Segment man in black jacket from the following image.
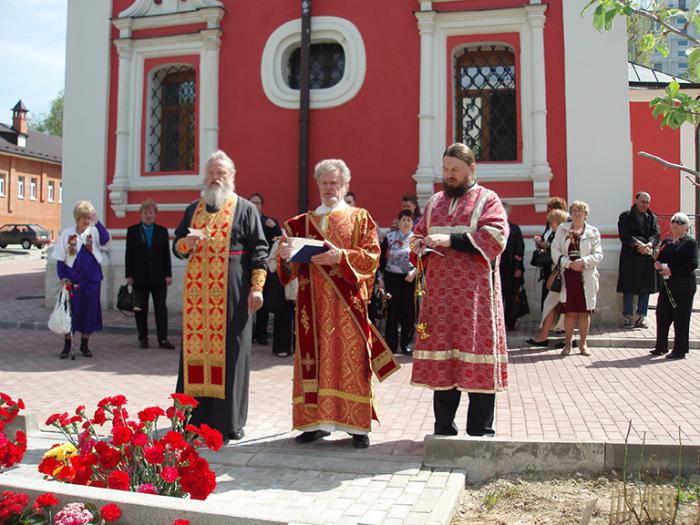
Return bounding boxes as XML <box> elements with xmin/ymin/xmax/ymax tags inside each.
<box><xmin>616</xmin><ymin>191</ymin><xmax>660</xmax><ymax>328</ymax></box>
<box><xmin>499</xmin><ymin>203</ymin><xmax>525</xmax><ymax>330</ymax></box>
<box><xmin>125</xmin><ymin>199</ymin><xmax>174</xmax><ymax>349</ymax></box>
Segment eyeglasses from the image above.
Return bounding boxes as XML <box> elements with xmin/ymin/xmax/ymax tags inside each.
<box><xmin>671</xmin><ymin>219</ymin><xmax>688</xmax><ymax>225</ymax></box>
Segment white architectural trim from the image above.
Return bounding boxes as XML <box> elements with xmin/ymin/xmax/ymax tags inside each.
<box><xmin>119</xmin><ymin>0</ymin><xmax>223</xmax><ymax>20</ymax></box>
<box><xmin>109</xmin><ymin>22</ymin><xmax>223</xmax><ymax>218</ymax></box>
<box><xmin>260</xmin><ymin>16</ymin><xmax>366</xmax><ymax>110</ymax></box>
<box><xmin>413</xmin><ymin>5</ymin><xmax>553</xmax><ymax>210</ymax></box>
<box><xmin>680</xmin><ymin>122</ymin><xmax>696</xmax><ymax>218</ymax></box>
<box><xmin>62</xmin><ymin>0</ymin><xmax>112</xmax><ymax>229</ymax></box>
<box><xmin>114</xmin><ymin>7</ymin><xmax>224</xmax><ymax>38</ymax></box>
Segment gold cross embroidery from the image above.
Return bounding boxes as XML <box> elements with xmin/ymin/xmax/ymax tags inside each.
<box><xmin>301</xmin><ymin>353</ymin><xmax>316</xmax><ymax>372</ymax></box>
<box><xmin>300</xmin><ymin>306</ymin><xmax>310</xmax><ymax>334</ymax></box>
<box><xmin>298</xmin><ymin>276</ymin><xmax>310</xmax><ymax>292</ymax></box>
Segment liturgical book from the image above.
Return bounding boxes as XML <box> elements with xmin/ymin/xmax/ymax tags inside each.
<box><xmin>288</xmin><ymin>237</ymin><xmax>329</xmax><ymax>263</ymax></box>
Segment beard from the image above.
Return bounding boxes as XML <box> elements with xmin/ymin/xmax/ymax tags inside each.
<box><xmin>202</xmin><ymin>179</ymin><xmax>234</xmax><ymax>208</ymax></box>
<box><xmin>444</xmin><ymin>178</ymin><xmax>472</xmax><ymax>198</ymax></box>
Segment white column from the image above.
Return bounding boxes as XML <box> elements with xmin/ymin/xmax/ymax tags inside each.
<box><xmin>200</xmin><ymin>29</ymin><xmax>222</xmax><ymax>173</ymax></box>
<box><xmin>525</xmin><ymin>5</ymin><xmax>552</xmax><ymax>213</ymax></box>
<box><xmin>414</xmin><ymin>10</ymin><xmax>438</xmax><ymax>205</ymax></box>
<box><xmin>109</xmin><ymin>38</ymin><xmax>134</xmax><ymax>218</ymax></box>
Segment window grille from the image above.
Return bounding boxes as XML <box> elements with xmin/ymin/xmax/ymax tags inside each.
<box><xmin>455</xmin><ymin>45</ymin><xmax>518</xmax><ymax>162</ymax></box>
<box><xmin>147</xmin><ymin>65</ymin><xmax>196</xmax><ymax>172</ymax></box>
<box><xmin>288</xmin><ymin>43</ymin><xmax>345</xmax><ymax>89</ymax></box>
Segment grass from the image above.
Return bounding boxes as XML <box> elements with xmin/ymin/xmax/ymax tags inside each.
<box><xmin>482</xmin><ymin>483</ymin><xmax>521</xmax><ymax>510</ymax></box>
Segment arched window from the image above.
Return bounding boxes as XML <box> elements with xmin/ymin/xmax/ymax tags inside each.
<box><xmin>287</xmin><ymin>43</ymin><xmax>345</xmax><ymax>89</ymax></box>
<box><xmin>455</xmin><ymin>45</ymin><xmax>517</xmax><ymax>162</ymax></box>
<box><xmin>146</xmin><ymin>65</ymin><xmax>196</xmax><ymax>172</ymax></box>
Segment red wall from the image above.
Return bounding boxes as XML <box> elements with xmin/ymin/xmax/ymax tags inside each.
<box><xmin>629</xmin><ymin>101</ymin><xmax>682</xmax><ymax>237</ymax></box>
<box><xmin>106</xmin><ymin>0</ymin><xmax>566</xmax><ymax>230</ymax></box>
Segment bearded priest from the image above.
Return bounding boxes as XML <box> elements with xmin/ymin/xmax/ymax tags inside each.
<box><xmin>173</xmin><ymin>150</ymin><xmax>268</xmax><ymax>441</ymax></box>
<box><xmin>277</xmin><ymin>159</ymin><xmax>400</xmax><ymax>449</ymax></box>
<box><xmin>411</xmin><ymin>143</ymin><xmax>509</xmax><ymax>438</ymax></box>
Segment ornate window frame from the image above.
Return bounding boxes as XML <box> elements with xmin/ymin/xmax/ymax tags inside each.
<box><xmin>261</xmin><ymin>16</ymin><xmax>366</xmax><ymax>109</ymax></box>
<box><xmin>109</xmin><ymin>5</ymin><xmax>224</xmax><ymax>217</ymax></box>
<box><xmin>413</xmin><ymin>4</ymin><xmax>552</xmax><ymax>211</ymax></box>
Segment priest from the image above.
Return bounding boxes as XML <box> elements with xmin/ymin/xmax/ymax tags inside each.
<box><xmin>411</xmin><ymin>143</ymin><xmax>509</xmax><ymax>437</ymax></box>
<box><xmin>173</xmin><ymin>150</ymin><xmax>268</xmax><ymax>441</ymax></box>
<box><xmin>277</xmin><ymin>159</ymin><xmax>399</xmax><ymax>449</ymax></box>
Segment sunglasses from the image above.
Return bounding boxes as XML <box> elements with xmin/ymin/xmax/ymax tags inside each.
<box><xmin>671</xmin><ymin>219</ymin><xmax>688</xmax><ymax>225</ymax></box>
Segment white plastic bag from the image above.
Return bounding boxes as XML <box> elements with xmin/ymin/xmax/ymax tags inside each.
<box><xmin>48</xmin><ymin>287</ymin><xmax>72</xmax><ymax>335</ymax></box>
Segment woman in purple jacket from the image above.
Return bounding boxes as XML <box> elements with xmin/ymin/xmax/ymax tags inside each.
<box><xmin>51</xmin><ymin>200</ymin><xmax>110</xmax><ymax>358</ymax></box>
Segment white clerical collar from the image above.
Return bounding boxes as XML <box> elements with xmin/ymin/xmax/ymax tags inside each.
<box><xmin>315</xmin><ymin>199</ymin><xmax>349</xmax><ymax>214</ymax></box>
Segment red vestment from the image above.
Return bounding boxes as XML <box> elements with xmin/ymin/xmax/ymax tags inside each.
<box><xmin>411</xmin><ymin>185</ymin><xmax>509</xmax><ymax>393</ymax></box>
<box><xmin>278</xmin><ymin>206</ymin><xmax>399</xmax><ymax>433</ymax></box>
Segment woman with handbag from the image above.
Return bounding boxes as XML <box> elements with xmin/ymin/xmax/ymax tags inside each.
<box><xmin>527</xmin><ymin>208</ymin><xmax>569</xmax><ymax>346</ymax></box>
<box><xmin>531</xmin><ymin>196</ymin><xmax>568</xmax><ymax>310</ymax></box>
<box><xmin>651</xmin><ymin>212</ymin><xmax>698</xmax><ymax>359</ymax></box>
<box><xmin>551</xmin><ymin>201</ymin><xmax>603</xmax><ymax>356</ymax></box>
<box><xmin>51</xmin><ymin>201</ymin><xmax>110</xmax><ymax>358</ymax></box>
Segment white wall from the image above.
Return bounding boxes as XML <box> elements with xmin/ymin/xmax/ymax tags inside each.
<box><xmin>562</xmin><ymin>4</ymin><xmax>632</xmax><ymax>237</ymax></box>
<box><xmin>62</xmin><ymin>0</ymin><xmax>112</xmax><ymax>228</ymax></box>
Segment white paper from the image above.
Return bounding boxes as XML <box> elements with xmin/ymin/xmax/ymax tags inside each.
<box><xmin>288</xmin><ymin>237</ymin><xmax>326</xmax><ymax>260</ymax></box>
<box><xmin>188</xmin><ymin>227</ymin><xmax>207</xmax><ymax>239</ymax></box>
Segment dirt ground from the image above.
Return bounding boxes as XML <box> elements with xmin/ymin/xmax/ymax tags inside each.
<box><xmin>451</xmin><ymin>474</ymin><xmax>700</xmax><ymax>525</ymax></box>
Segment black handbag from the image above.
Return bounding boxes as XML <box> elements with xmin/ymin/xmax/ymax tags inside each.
<box><xmin>546</xmin><ymin>257</ymin><xmax>563</xmax><ymax>293</ymax></box>
<box><xmin>530</xmin><ymin>249</ymin><xmax>552</xmax><ymax>268</ymax></box>
<box><xmin>117</xmin><ymin>284</ymin><xmax>140</xmax><ymax>312</ymax></box>
<box><xmin>514</xmin><ymin>284</ymin><xmax>530</xmax><ymax>318</ymax></box>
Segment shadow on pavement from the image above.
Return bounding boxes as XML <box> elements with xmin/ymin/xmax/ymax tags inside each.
<box><xmin>586</xmin><ymin>353</ymin><xmax>673</xmax><ymax>369</ymax></box>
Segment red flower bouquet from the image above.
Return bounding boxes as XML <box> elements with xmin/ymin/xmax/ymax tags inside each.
<box><xmin>39</xmin><ymin>394</ymin><xmax>221</xmax><ymax>500</ymax></box>
<box><xmin>0</xmin><ymin>392</ymin><xmax>27</xmax><ymax>471</ymax></box>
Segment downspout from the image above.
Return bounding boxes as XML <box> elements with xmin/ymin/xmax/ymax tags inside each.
<box><xmin>298</xmin><ymin>0</ymin><xmax>312</xmax><ymax>213</ymax></box>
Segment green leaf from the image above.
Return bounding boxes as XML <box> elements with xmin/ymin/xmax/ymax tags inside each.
<box><xmin>593</xmin><ymin>5</ymin><xmax>606</xmax><ymax>30</ymax></box>
<box><xmin>605</xmin><ymin>8</ymin><xmax>618</xmax><ymax>29</ymax></box>
<box><xmin>657</xmin><ymin>43</ymin><xmax>670</xmax><ymax>57</ymax></box>
<box><xmin>640</xmin><ymin>33</ymin><xmax>656</xmax><ymax>52</ymax></box>
<box><xmin>666</xmin><ymin>80</ymin><xmax>681</xmax><ymax>97</ymax></box>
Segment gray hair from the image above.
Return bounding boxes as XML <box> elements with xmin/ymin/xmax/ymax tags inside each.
<box><xmin>671</xmin><ymin>212</ymin><xmax>690</xmax><ymax>226</ymax></box>
<box><xmin>314</xmin><ymin>159</ymin><xmax>351</xmax><ymax>186</ymax></box>
<box><xmin>635</xmin><ymin>191</ymin><xmax>651</xmax><ymax>201</ymax></box>
<box><xmin>207</xmin><ymin>149</ymin><xmax>236</xmax><ymax>177</ymax></box>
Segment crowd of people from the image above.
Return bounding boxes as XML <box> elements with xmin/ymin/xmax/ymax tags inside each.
<box><xmin>50</xmin><ymin>144</ymin><xmax>697</xmax><ymax>448</ymax></box>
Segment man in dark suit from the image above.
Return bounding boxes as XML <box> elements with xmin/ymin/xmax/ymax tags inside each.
<box><xmin>249</xmin><ymin>193</ymin><xmax>283</xmax><ymax>346</ymax></box>
<box><xmin>125</xmin><ymin>199</ymin><xmax>174</xmax><ymax>349</ymax></box>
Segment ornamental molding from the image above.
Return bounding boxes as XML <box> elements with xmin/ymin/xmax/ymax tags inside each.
<box><xmin>260</xmin><ymin>16</ymin><xmax>367</xmax><ymax>110</ymax></box>
<box><xmin>114</xmin><ymin>4</ymin><xmax>224</xmax><ymax>39</ymax></box>
<box><xmin>119</xmin><ymin>0</ymin><xmax>223</xmax><ymax>19</ymax></box>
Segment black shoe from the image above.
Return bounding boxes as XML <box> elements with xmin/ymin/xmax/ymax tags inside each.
<box><xmin>274</xmin><ymin>352</ymin><xmax>290</xmax><ymax>357</ymax></box>
<box><xmin>650</xmin><ymin>349</ymin><xmax>668</xmax><ymax>356</ymax></box>
<box><xmin>59</xmin><ymin>348</ymin><xmax>70</xmax><ymax>359</ymax></box>
<box><xmin>227</xmin><ymin>429</ymin><xmax>245</xmax><ymax>440</ymax></box>
<box><xmin>139</xmin><ymin>339</ymin><xmax>149</xmax><ymax>349</ymax></box>
<box><xmin>80</xmin><ymin>348</ymin><xmax>93</xmax><ymax>357</ymax></box>
<box><xmin>556</xmin><ymin>340</ymin><xmax>577</xmax><ymax>349</ymax></box>
<box><xmin>295</xmin><ymin>430</ymin><xmax>330</xmax><ymax>444</ymax></box>
<box><xmin>159</xmin><ymin>340</ymin><xmax>175</xmax><ymax>350</ymax></box>
<box><xmin>666</xmin><ymin>352</ymin><xmax>686</xmax><ymax>360</ymax></box>
<box><xmin>351</xmin><ymin>434</ymin><xmax>370</xmax><ymax>449</ymax></box>
<box><xmin>401</xmin><ymin>347</ymin><xmax>412</xmax><ymax>356</ymax></box>
<box><xmin>526</xmin><ymin>338</ymin><xmax>549</xmax><ymax>347</ymax></box>
<box><xmin>256</xmin><ymin>337</ymin><xmax>269</xmax><ymax>345</ymax></box>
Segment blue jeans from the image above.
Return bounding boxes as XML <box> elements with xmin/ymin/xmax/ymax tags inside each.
<box><xmin>623</xmin><ymin>293</ymin><xmax>650</xmax><ymax>317</ymax></box>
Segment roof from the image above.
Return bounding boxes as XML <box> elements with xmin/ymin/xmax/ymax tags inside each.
<box><xmin>628</xmin><ymin>61</ymin><xmax>700</xmax><ymax>88</ymax></box>
<box><xmin>0</xmin><ymin>123</ymin><xmax>62</xmax><ymax>164</ymax></box>
<box><xmin>12</xmin><ymin>100</ymin><xmax>28</xmax><ymax>112</ymax></box>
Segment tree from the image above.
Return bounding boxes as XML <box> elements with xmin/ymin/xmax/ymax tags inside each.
<box><xmin>627</xmin><ymin>12</ymin><xmax>654</xmax><ymax>65</ymax></box>
<box><xmin>29</xmin><ymin>90</ymin><xmax>63</xmax><ymax>137</ymax></box>
<box><xmin>585</xmin><ymin>0</ymin><xmax>700</xmax><ymax>183</ymax></box>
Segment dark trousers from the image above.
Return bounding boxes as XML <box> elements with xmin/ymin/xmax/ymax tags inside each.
<box><xmin>272</xmin><ymin>303</ymin><xmax>295</xmax><ymax>355</ymax></box>
<box><xmin>134</xmin><ymin>285</ymin><xmax>168</xmax><ymax>342</ymax></box>
<box><xmin>384</xmin><ymin>272</ymin><xmax>415</xmax><ymax>353</ymax></box>
<box><xmin>433</xmin><ymin>388</ymin><xmax>495</xmax><ymax>436</ymax></box>
<box><xmin>502</xmin><ymin>283</ymin><xmax>516</xmax><ymax>330</ymax></box>
<box><xmin>254</xmin><ymin>310</ymin><xmax>269</xmax><ymax>342</ymax></box>
<box><xmin>655</xmin><ymin>283</ymin><xmax>695</xmax><ymax>355</ymax></box>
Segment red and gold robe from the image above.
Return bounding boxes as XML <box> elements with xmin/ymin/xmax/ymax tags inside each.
<box><xmin>411</xmin><ymin>185</ymin><xmax>509</xmax><ymax>393</ymax></box>
<box><xmin>278</xmin><ymin>205</ymin><xmax>399</xmax><ymax>433</ymax></box>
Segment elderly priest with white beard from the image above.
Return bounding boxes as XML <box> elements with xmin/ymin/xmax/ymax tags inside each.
<box><xmin>173</xmin><ymin>150</ymin><xmax>269</xmax><ymax>441</ymax></box>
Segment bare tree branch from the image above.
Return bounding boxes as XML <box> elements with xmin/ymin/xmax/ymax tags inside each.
<box><xmin>638</xmin><ymin>151</ymin><xmax>700</xmax><ymax>180</ymax></box>
<box><xmin>635</xmin><ymin>8</ymin><xmax>700</xmax><ymax>46</ymax></box>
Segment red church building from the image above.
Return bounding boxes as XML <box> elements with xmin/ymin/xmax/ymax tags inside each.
<box><xmin>58</xmin><ymin>0</ymin><xmax>698</xmax><ymax>318</ymax></box>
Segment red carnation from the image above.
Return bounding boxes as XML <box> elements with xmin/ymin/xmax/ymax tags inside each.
<box><xmin>74</xmin><ymin>405</ymin><xmax>86</xmax><ymax>415</ymax></box>
<box><xmin>172</xmin><ymin>520</ymin><xmax>190</xmax><ymax>525</ymax></box>
<box><xmin>143</xmin><ymin>445</ymin><xmax>165</xmax><ymax>465</ymax></box>
<box><xmin>32</xmin><ymin>492</ymin><xmax>59</xmax><ymax>510</ymax></box>
<box><xmin>137</xmin><ymin>483</ymin><xmax>157</xmax><ymax>494</ymax></box>
<box><xmin>95</xmin><ymin>442</ymin><xmax>122</xmax><ymax>470</ymax></box>
<box><xmin>166</xmin><ymin>406</ymin><xmax>185</xmax><ymax>421</ymax></box>
<box><xmin>111</xmin><ymin>424</ymin><xmax>133</xmax><ymax>446</ymax></box>
<box><xmin>170</xmin><ymin>393</ymin><xmax>199</xmax><ymax>407</ymax></box>
<box><xmin>107</xmin><ymin>470</ymin><xmax>130</xmax><ymax>491</ymax></box>
<box><xmin>138</xmin><ymin>406</ymin><xmax>165</xmax><ymax>423</ymax></box>
<box><xmin>161</xmin><ymin>465</ymin><xmax>179</xmax><ymax>483</ymax></box>
<box><xmin>37</xmin><ymin>456</ymin><xmax>61</xmax><ymax>477</ymax></box>
<box><xmin>92</xmin><ymin>407</ymin><xmax>107</xmax><ymax>425</ymax></box>
<box><xmin>188</xmin><ymin>424</ymin><xmax>223</xmax><ymax>452</ymax></box>
<box><xmin>100</xmin><ymin>503</ymin><xmax>122</xmax><ymax>522</ymax></box>
<box><xmin>163</xmin><ymin>431</ymin><xmax>185</xmax><ymax>447</ymax></box>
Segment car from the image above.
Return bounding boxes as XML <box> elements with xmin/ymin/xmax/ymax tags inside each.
<box><xmin>0</xmin><ymin>223</ymin><xmax>52</xmax><ymax>249</ymax></box>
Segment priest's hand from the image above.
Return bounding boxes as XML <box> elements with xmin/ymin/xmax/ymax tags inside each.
<box><xmin>248</xmin><ymin>291</ymin><xmax>263</xmax><ymax>313</ymax></box>
<box><xmin>278</xmin><ymin>232</ymin><xmax>293</xmax><ymax>261</ymax></box>
<box><xmin>423</xmin><ymin>233</ymin><xmax>451</xmax><ymax>249</ymax></box>
<box><xmin>311</xmin><ymin>241</ymin><xmax>341</xmax><ymax>266</ymax></box>
<box><xmin>185</xmin><ymin>233</ymin><xmax>204</xmax><ymax>250</ymax></box>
